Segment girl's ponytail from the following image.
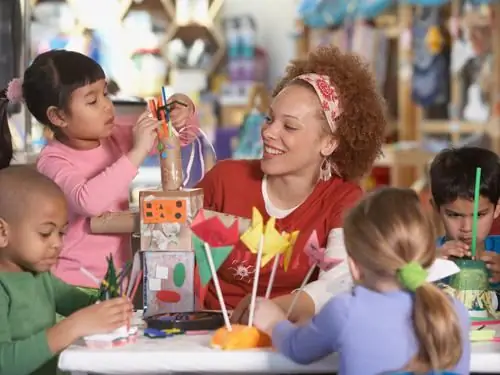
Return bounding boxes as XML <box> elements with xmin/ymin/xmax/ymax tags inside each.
<box><xmin>407</xmin><ymin>282</ymin><xmax>462</xmax><ymax>372</ymax></box>
<box><xmin>0</xmin><ymin>89</ymin><xmax>13</xmax><ymax>170</ymax></box>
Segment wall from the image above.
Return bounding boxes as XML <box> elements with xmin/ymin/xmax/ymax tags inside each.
<box><xmin>222</xmin><ymin>0</ymin><xmax>299</xmax><ymax>87</ymax></box>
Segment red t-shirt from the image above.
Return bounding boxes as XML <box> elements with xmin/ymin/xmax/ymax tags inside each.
<box><xmin>196</xmin><ymin>159</ymin><xmax>362</xmax><ymax>309</ymax></box>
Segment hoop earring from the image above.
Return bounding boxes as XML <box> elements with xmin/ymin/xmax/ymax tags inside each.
<box><xmin>320</xmin><ymin>158</ymin><xmax>332</xmax><ymax>181</ymax></box>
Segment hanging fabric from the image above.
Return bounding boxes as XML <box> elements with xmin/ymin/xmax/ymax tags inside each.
<box><xmin>233</xmin><ymin>83</ymin><xmax>269</xmax><ymax>160</ymax></box>
<box><xmin>0</xmin><ymin>0</ymin><xmax>22</xmax><ymax>91</ymax></box>
<box><xmin>298</xmin><ymin>0</ymin><xmax>349</xmax><ymax>28</ymax></box>
<box><xmin>412</xmin><ymin>7</ymin><xmax>449</xmax><ymax>107</ymax></box>
<box><xmin>404</xmin><ymin>0</ymin><xmax>450</xmax><ymax>5</ymax></box>
<box><xmin>355</xmin><ymin>0</ymin><xmax>393</xmax><ymax>19</ymax></box>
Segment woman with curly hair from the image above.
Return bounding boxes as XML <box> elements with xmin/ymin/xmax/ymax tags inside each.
<box><xmin>196</xmin><ymin>45</ymin><xmax>387</xmax><ymax>323</ymax></box>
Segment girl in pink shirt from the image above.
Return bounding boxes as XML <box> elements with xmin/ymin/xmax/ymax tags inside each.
<box><xmin>12</xmin><ymin>50</ymin><xmax>196</xmax><ymax>289</ymax></box>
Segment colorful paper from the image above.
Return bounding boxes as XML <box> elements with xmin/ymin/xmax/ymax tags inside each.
<box><xmin>142</xmin><ymin>199</ymin><xmax>187</xmax><ymax>224</ymax></box>
<box><xmin>191</xmin><ymin>210</ymin><xmax>239</xmax><ymax>247</ymax></box>
<box><xmin>240</xmin><ymin>208</ymin><xmax>294</xmax><ymax>268</ymax></box>
<box><xmin>280</xmin><ymin>230</ymin><xmax>299</xmax><ymax>271</ymax></box>
<box><xmin>304</xmin><ymin>230</ymin><xmax>343</xmax><ymax>272</ymax></box>
<box><xmin>193</xmin><ymin>234</ymin><xmax>233</xmax><ymax>286</ymax></box>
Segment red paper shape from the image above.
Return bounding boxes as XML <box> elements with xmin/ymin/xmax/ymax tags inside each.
<box><xmin>191</xmin><ymin>211</ymin><xmax>239</xmax><ymax>247</ymax></box>
<box><xmin>157</xmin><ymin>290</ymin><xmax>181</xmax><ymax>303</ymax></box>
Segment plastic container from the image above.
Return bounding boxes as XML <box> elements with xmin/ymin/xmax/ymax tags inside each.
<box><xmin>448</xmin><ymin>258</ymin><xmax>490</xmax><ymax>318</ymax></box>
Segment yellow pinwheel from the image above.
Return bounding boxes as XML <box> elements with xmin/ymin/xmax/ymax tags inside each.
<box><xmin>241</xmin><ymin>208</ymin><xmax>295</xmax><ymax>267</ymax></box>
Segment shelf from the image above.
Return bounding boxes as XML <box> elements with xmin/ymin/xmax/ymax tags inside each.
<box><xmin>120</xmin><ymin>0</ymin><xmax>174</xmax><ymax>21</ymax></box>
<box><xmin>420</xmin><ymin>120</ymin><xmax>487</xmax><ymax>134</ymax></box>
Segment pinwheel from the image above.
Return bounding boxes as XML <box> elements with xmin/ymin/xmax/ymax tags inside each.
<box><xmin>286</xmin><ymin>230</ymin><xmax>343</xmax><ymax>318</ymax></box>
<box><xmin>190</xmin><ymin>210</ymin><xmax>240</xmax><ymax>331</ymax></box>
<box><xmin>240</xmin><ymin>208</ymin><xmax>299</xmax><ymax>326</ymax></box>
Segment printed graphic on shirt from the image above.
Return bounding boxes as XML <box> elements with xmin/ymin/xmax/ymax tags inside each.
<box><xmin>229</xmin><ymin>259</ymin><xmax>255</xmax><ymax>283</ymax></box>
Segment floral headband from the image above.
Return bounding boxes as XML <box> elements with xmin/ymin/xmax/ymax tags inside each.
<box><xmin>294</xmin><ymin>73</ymin><xmax>341</xmax><ymax>133</ymax></box>
<box><xmin>5</xmin><ymin>78</ymin><xmax>23</xmax><ymax>104</ymax></box>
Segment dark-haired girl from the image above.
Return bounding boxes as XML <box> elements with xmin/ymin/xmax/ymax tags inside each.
<box><xmin>0</xmin><ymin>50</ymin><xmax>197</xmax><ymax>290</ymax></box>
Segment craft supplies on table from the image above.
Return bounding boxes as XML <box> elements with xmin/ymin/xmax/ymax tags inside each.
<box><xmin>145</xmin><ymin>311</ymin><xmax>224</xmax><ymax>332</ymax></box>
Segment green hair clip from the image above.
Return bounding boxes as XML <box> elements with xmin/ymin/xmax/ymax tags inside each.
<box><xmin>397</xmin><ymin>261</ymin><xmax>428</xmax><ymax>292</ymax></box>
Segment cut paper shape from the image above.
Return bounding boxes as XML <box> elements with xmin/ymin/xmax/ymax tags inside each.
<box><xmin>191</xmin><ymin>210</ymin><xmax>239</xmax><ymax>247</ymax></box>
<box><xmin>426</xmin><ymin>258</ymin><xmax>460</xmax><ymax>282</ymax></box>
<box><xmin>240</xmin><ymin>208</ymin><xmax>292</xmax><ymax>267</ymax></box>
<box><xmin>173</xmin><ymin>263</ymin><xmax>186</xmax><ymax>287</ymax></box>
<box><xmin>157</xmin><ymin>290</ymin><xmax>181</xmax><ymax>303</ymax></box>
<box><xmin>142</xmin><ymin>199</ymin><xmax>187</xmax><ymax>224</ymax></box>
<box><xmin>286</xmin><ymin>230</ymin><xmax>344</xmax><ymax>319</ymax></box>
<box><xmin>156</xmin><ymin>265</ymin><xmax>169</xmax><ymax>279</ymax></box>
<box><xmin>304</xmin><ymin>230</ymin><xmax>343</xmax><ymax>271</ymax></box>
<box><xmin>149</xmin><ymin>278</ymin><xmax>162</xmax><ymax>291</ymax></box>
<box><xmin>193</xmin><ymin>234</ymin><xmax>233</xmax><ymax>286</ymax></box>
<box><xmin>281</xmin><ymin>230</ymin><xmax>300</xmax><ymax>271</ymax></box>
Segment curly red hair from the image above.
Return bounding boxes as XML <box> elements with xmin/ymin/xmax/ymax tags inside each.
<box><xmin>274</xmin><ymin>46</ymin><xmax>387</xmax><ymax>181</ymax></box>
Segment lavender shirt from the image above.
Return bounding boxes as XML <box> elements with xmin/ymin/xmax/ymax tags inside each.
<box><xmin>272</xmin><ymin>286</ymin><xmax>470</xmax><ymax>375</ymax></box>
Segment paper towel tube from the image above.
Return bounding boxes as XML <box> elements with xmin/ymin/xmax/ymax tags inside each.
<box><xmin>90</xmin><ymin>211</ymin><xmax>139</xmax><ymax>234</ymax></box>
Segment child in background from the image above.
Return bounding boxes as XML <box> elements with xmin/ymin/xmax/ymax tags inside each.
<box><xmin>4</xmin><ymin>49</ymin><xmax>197</xmax><ymax>290</ymax></box>
<box><xmin>430</xmin><ymin>147</ymin><xmax>500</xmax><ymax>283</ymax></box>
<box><xmin>252</xmin><ymin>188</ymin><xmax>470</xmax><ymax>374</ymax></box>
<box><xmin>0</xmin><ymin>166</ymin><xmax>132</xmax><ymax>375</ymax></box>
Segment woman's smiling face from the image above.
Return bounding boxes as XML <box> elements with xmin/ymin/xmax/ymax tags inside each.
<box><xmin>260</xmin><ymin>83</ymin><xmax>334</xmax><ymax>177</ymax></box>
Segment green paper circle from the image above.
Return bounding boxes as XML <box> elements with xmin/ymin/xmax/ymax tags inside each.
<box><xmin>173</xmin><ymin>263</ymin><xmax>186</xmax><ymax>287</ymax></box>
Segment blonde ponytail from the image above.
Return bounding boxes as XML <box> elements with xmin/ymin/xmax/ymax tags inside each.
<box><xmin>406</xmin><ymin>283</ymin><xmax>462</xmax><ymax>372</ymax></box>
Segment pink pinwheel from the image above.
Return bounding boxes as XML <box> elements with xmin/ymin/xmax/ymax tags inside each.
<box><xmin>286</xmin><ymin>230</ymin><xmax>343</xmax><ymax>318</ymax></box>
<box><xmin>304</xmin><ymin>230</ymin><xmax>343</xmax><ymax>271</ymax></box>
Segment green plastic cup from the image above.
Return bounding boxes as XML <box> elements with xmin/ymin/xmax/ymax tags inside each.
<box><xmin>448</xmin><ymin>258</ymin><xmax>490</xmax><ymax>318</ymax></box>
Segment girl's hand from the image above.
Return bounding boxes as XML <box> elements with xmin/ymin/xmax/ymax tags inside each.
<box><xmin>167</xmin><ymin>94</ymin><xmax>195</xmax><ymax>130</ymax></box>
<box><xmin>68</xmin><ymin>297</ymin><xmax>133</xmax><ymax>338</ymax></box>
<box><xmin>132</xmin><ymin>110</ymin><xmax>160</xmax><ymax>154</ymax></box>
<box><xmin>253</xmin><ymin>297</ymin><xmax>287</xmax><ymax>336</ymax></box>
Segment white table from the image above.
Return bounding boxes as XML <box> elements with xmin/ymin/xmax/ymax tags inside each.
<box><xmin>58</xmin><ymin>332</ymin><xmax>337</xmax><ymax>374</ymax></box>
<box><xmin>58</xmin><ymin>332</ymin><xmax>500</xmax><ymax>374</ymax></box>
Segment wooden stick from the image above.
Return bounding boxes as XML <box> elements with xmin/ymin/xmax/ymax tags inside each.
<box><xmin>80</xmin><ymin>266</ymin><xmax>101</xmax><ymax>287</ymax></box>
<box><xmin>248</xmin><ymin>235</ymin><xmax>264</xmax><ymax>327</ymax></box>
<box><xmin>128</xmin><ymin>270</ymin><xmax>143</xmax><ymax>302</ymax></box>
<box><xmin>203</xmin><ymin>242</ymin><xmax>232</xmax><ymax>331</ymax></box>
<box><xmin>286</xmin><ymin>264</ymin><xmax>316</xmax><ymax>319</ymax></box>
<box><xmin>265</xmin><ymin>254</ymin><xmax>280</xmax><ymax>299</ymax></box>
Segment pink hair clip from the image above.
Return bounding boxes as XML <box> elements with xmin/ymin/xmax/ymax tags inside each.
<box><xmin>6</xmin><ymin>78</ymin><xmax>23</xmax><ymax>104</ymax></box>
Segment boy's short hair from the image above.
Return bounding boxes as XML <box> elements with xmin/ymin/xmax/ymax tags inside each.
<box><xmin>430</xmin><ymin>147</ymin><xmax>500</xmax><ymax>208</ymax></box>
<box><xmin>0</xmin><ymin>166</ymin><xmax>64</xmax><ymax>222</ymax></box>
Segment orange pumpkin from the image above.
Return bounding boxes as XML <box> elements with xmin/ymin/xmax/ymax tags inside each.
<box><xmin>210</xmin><ymin>324</ymin><xmax>272</xmax><ymax>350</ymax></box>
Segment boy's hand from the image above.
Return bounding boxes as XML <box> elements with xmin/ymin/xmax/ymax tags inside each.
<box><xmin>481</xmin><ymin>251</ymin><xmax>500</xmax><ymax>283</ymax></box>
<box><xmin>68</xmin><ymin>297</ymin><xmax>133</xmax><ymax>338</ymax></box>
<box><xmin>438</xmin><ymin>240</ymin><xmax>470</xmax><ymax>259</ymax></box>
<box><xmin>167</xmin><ymin>94</ymin><xmax>195</xmax><ymax>130</ymax></box>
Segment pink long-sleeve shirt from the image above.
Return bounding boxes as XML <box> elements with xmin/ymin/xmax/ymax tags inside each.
<box><xmin>37</xmin><ymin>126</ymin><xmax>137</xmax><ymax>287</ymax></box>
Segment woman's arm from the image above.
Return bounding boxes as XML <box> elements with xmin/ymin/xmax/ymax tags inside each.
<box><xmin>276</xmin><ymin>228</ymin><xmax>352</xmax><ymax>322</ymax></box>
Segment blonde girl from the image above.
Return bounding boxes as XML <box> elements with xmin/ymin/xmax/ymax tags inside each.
<box><xmin>253</xmin><ymin>188</ymin><xmax>470</xmax><ymax>374</ymax></box>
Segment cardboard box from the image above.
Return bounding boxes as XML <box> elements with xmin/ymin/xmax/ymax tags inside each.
<box><xmin>139</xmin><ymin>189</ymin><xmax>203</xmax><ymax>251</ymax></box>
<box><xmin>140</xmin><ymin>251</ymin><xmax>195</xmax><ymax>317</ymax></box>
